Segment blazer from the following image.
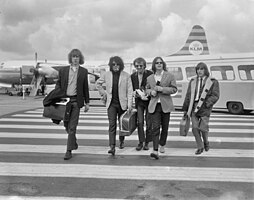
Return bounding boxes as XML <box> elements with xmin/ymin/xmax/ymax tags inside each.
<box><xmin>182</xmin><ymin>76</ymin><xmax>220</xmax><ymax>117</ymax></box>
<box><xmin>131</xmin><ymin>70</ymin><xmax>153</xmax><ymax>107</ymax></box>
<box><xmin>146</xmin><ymin>71</ymin><xmax>177</xmax><ymax>113</ymax></box>
<box><xmin>54</xmin><ymin>66</ymin><xmax>90</xmax><ymax>108</ymax></box>
<box><xmin>96</xmin><ymin>70</ymin><xmax>133</xmax><ymax>110</ymax></box>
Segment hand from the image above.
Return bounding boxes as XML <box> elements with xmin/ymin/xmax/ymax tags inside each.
<box><xmin>154</xmin><ymin>86</ymin><xmax>163</xmax><ymax>92</ymax></box>
<box><xmin>150</xmin><ymin>90</ymin><xmax>157</xmax><ymax>97</ymax></box>
<box><xmin>127</xmin><ymin>107</ymin><xmax>133</xmax><ymax>113</ymax></box>
<box><xmin>84</xmin><ymin>104</ymin><xmax>89</xmax><ymax>112</ymax></box>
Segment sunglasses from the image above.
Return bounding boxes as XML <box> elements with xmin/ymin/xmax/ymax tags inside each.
<box><xmin>156</xmin><ymin>62</ymin><xmax>163</xmax><ymax>64</ymax></box>
<box><xmin>72</xmin><ymin>55</ymin><xmax>80</xmax><ymax>58</ymax></box>
<box><xmin>112</xmin><ymin>63</ymin><xmax>119</xmax><ymax>66</ymax></box>
<box><xmin>135</xmin><ymin>65</ymin><xmax>144</xmax><ymax>68</ymax></box>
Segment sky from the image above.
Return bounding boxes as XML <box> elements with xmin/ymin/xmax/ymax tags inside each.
<box><xmin>0</xmin><ymin>0</ymin><xmax>253</xmax><ymax>63</ymax></box>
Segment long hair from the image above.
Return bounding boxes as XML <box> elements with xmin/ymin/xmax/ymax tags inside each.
<box><xmin>68</xmin><ymin>49</ymin><xmax>85</xmax><ymax>65</ymax></box>
<box><xmin>195</xmin><ymin>62</ymin><xmax>210</xmax><ymax>77</ymax></box>
<box><xmin>108</xmin><ymin>56</ymin><xmax>124</xmax><ymax>72</ymax></box>
<box><xmin>133</xmin><ymin>57</ymin><xmax>146</xmax><ymax>68</ymax></box>
<box><xmin>151</xmin><ymin>56</ymin><xmax>167</xmax><ymax>73</ymax></box>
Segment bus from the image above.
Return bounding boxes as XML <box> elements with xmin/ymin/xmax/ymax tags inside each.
<box><xmin>93</xmin><ymin>53</ymin><xmax>254</xmax><ymax>114</ymax></box>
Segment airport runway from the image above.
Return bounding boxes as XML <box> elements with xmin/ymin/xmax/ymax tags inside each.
<box><xmin>0</xmin><ymin>95</ymin><xmax>253</xmax><ymax>200</ymax></box>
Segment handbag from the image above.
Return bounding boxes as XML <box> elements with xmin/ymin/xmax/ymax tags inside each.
<box><xmin>119</xmin><ymin>110</ymin><xmax>137</xmax><ymax>136</ymax></box>
<box><xmin>179</xmin><ymin>115</ymin><xmax>190</xmax><ymax>136</ymax></box>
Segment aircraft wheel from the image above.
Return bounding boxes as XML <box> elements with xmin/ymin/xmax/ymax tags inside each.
<box><xmin>8</xmin><ymin>92</ymin><xmax>13</xmax><ymax>96</ymax></box>
<box><xmin>227</xmin><ymin>102</ymin><xmax>244</xmax><ymax>114</ymax></box>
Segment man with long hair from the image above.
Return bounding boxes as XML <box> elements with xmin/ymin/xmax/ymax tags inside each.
<box><xmin>55</xmin><ymin>49</ymin><xmax>90</xmax><ymax>160</ymax></box>
<box><xmin>96</xmin><ymin>56</ymin><xmax>133</xmax><ymax>156</ymax></box>
<box><xmin>182</xmin><ymin>62</ymin><xmax>220</xmax><ymax>155</ymax></box>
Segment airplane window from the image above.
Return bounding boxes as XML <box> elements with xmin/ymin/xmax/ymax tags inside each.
<box><xmin>238</xmin><ymin>65</ymin><xmax>254</xmax><ymax>80</ymax></box>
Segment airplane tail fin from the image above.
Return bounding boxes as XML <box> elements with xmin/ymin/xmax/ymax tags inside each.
<box><xmin>169</xmin><ymin>25</ymin><xmax>209</xmax><ymax>56</ymax></box>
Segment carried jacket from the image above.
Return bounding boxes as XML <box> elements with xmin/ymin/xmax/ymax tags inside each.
<box><xmin>182</xmin><ymin>76</ymin><xmax>220</xmax><ymax>117</ymax></box>
<box><xmin>43</xmin><ymin>66</ymin><xmax>90</xmax><ymax>108</ymax></box>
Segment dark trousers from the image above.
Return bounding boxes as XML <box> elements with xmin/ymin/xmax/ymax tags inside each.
<box><xmin>107</xmin><ymin>102</ymin><xmax>125</xmax><ymax>147</ymax></box>
<box><xmin>150</xmin><ymin>103</ymin><xmax>170</xmax><ymax>151</ymax></box>
<box><xmin>137</xmin><ymin>102</ymin><xmax>152</xmax><ymax>143</ymax></box>
<box><xmin>65</xmin><ymin>101</ymin><xmax>80</xmax><ymax>151</ymax></box>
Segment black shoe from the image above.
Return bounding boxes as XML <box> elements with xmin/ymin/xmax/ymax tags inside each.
<box><xmin>204</xmin><ymin>143</ymin><xmax>210</xmax><ymax>151</ymax></box>
<box><xmin>136</xmin><ymin>143</ymin><xmax>143</xmax><ymax>151</ymax></box>
<box><xmin>119</xmin><ymin>142</ymin><xmax>124</xmax><ymax>149</ymax></box>
<box><xmin>64</xmin><ymin>151</ymin><xmax>72</xmax><ymax>160</ymax></box>
<box><xmin>150</xmin><ymin>152</ymin><xmax>159</xmax><ymax>160</ymax></box>
<box><xmin>143</xmin><ymin>143</ymin><xmax>149</xmax><ymax>150</ymax></box>
<box><xmin>108</xmin><ymin>147</ymin><xmax>115</xmax><ymax>156</ymax></box>
<box><xmin>195</xmin><ymin>148</ymin><xmax>204</xmax><ymax>155</ymax></box>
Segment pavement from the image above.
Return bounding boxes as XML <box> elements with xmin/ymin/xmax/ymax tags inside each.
<box><xmin>0</xmin><ymin>93</ymin><xmax>104</xmax><ymax>117</ymax></box>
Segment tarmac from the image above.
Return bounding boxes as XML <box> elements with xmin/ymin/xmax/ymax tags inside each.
<box><xmin>0</xmin><ymin>93</ymin><xmax>104</xmax><ymax>117</ymax></box>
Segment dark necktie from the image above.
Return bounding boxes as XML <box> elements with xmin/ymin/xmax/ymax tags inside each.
<box><xmin>198</xmin><ymin>77</ymin><xmax>203</xmax><ymax>99</ymax></box>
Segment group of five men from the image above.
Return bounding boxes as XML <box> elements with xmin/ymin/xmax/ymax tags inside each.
<box><xmin>45</xmin><ymin>48</ymin><xmax>219</xmax><ymax>160</ymax></box>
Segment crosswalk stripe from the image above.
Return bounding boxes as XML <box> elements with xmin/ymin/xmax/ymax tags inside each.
<box><xmin>11</xmin><ymin>114</ymin><xmax>254</xmax><ymax>122</ymax></box>
<box><xmin>0</xmin><ymin>124</ymin><xmax>253</xmax><ymax>133</ymax></box>
<box><xmin>1</xmin><ymin>162</ymin><xmax>253</xmax><ymax>183</ymax></box>
<box><xmin>0</xmin><ymin>132</ymin><xmax>253</xmax><ymax>143</ymax></box>
<box><xmin>0</xmin><ymin>144</ymin><xmax>253</xmax><ymax>158</ymax></box>
<box><xmin>26</xmin><ymin>110</ymin><xmax>254</xmax><ymax>118</ymax></box>
<box><xmin>1</xmin><ymin>118</ymin><xmax>253</xmax><ymax>126</ymax></box>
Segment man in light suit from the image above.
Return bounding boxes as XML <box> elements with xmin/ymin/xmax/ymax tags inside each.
<box><xmin>96</xmin><ymin>56</ymin><xmax>133</xmax><ymax>155</ymax></box>
<box><xmin>146</xmin><ymin>57</ymin><xmax>177</xmax><ymax>159</ymax></box>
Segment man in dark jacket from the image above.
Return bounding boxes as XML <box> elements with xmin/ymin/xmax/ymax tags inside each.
<box><xmin>131</xmin><ymin>57</ymin><xmax>153</xmax><ymax>151</ymax></box>
<box><xmin>54</xmin><ymin>49</ymin><xmax>90</xmax><ymax>160</ymax></box>
<box><xmin>182</xmin><ymin>62</ymin><xmax>220</xmax><ymax>155</ymax></box>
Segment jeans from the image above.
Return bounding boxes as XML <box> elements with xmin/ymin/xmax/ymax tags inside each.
<box><xmin>150</xmin><ymin>103</ymin><xmax>170</xmax><ymax>151</ymax></box>
<box><xmin>136</xmin><ymin>102</ymin><xmax>152</xmax><ymax>143</ymax></box>
<box><xmin>107</xmin><ymin>102</ymin><xmax>125</xmax><ymax>147</ymax></box>
<box><xmin>66</xmin><ymin>101</ymin><xmax>80</xmax><ymax>151</ymax></box>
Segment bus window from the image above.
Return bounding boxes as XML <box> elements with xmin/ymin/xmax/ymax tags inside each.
<box><xmin>238</xmin><ymin>65</ymin><xmax>254</xmax><ymax>80</ymax></box>
<box><xmin>167</xmin><ymin>67</ymin><xmax>183</xmax><ymax>80</ymax></box>
<box><xmin>185</xmin><ymin>67</ymin><xmax>196</xmax><ymax>80</ymax></box>
<box><xmin>210</xmin><ymin>65</ymin><xmax>235</xmax><ymax>80</ymax></box>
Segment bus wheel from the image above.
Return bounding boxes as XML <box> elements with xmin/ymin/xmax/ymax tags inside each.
<box><xmin>227</xmin><ymin>102</ymin><xmax>244</xmax><ymax>114</ymax></box>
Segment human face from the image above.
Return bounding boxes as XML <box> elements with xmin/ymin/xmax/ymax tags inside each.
<box><xmin>155</xmin><ymin>59</ymin><xmax>163</xmax><ymax>71</ymax></box>
<box><xmin>197</xmin><ymin>67</ymin><xmax>205</xmax><ymax>77</ymax></box>
<box><xmin>112</xmin><ymin>62</ymin><xmax>120</xmax><ymax>72</ymax></box>
<box><xmin>135</xmin><ymin>62</ymin><xmax>145</xmax><ymax>74</ymax></box>
<box><xmin>71</xmin><ymin>54</ymin><xmax>80</xmax><ymax>65</ymax></box>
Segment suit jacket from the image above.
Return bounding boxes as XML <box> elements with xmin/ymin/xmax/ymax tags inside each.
<box><xmin>54</xmin><ymin>66</ymin><xmax>90</xmax><ymax>108</ymax></box>
<box><xmin>182</xmin><ymin>76</ymin><xmax>220</xmax><ymax>117</ymax></box>
<box><xmin>146</xmin><ymin>71</ymin><xmax>177</xmax><ymax>113</ymax></box>
<box><xmin>131</xmin><ymin>70</ymin><xmax>153</xmax><ymax>108</ymax></box>
<box><xmin>96</xmin><ymin>70</ymin><xmax>133</xmax><ymax>110</ymax></box>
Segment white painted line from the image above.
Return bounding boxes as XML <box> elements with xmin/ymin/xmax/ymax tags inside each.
<box><xmin>0</xmin><ymin>124</ymin><xmax>253</xmax><ymax>133</ymax></box>
<box><xmin>0</xmin><ymin>162</ymin><xmax>253</xmax><ymax>182</ymax></box>
<box><xmin>12</xmin><ymin>114</ymin><xmax>254</xmax><ymax>121</ymax></box>
<box><xmin>0</xmin><ymin>132</ymin><xmax>253</xmax><ymax>143</ymax></box>
<box><xmin>1</xmin><ymin>118</ymin><xmax>253</xmax><ymax>126</ymax></box>
<box><xmin>0</xmin><ymin>144</ymin><xmax>253</xmax><ymax>158</ymax></box>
